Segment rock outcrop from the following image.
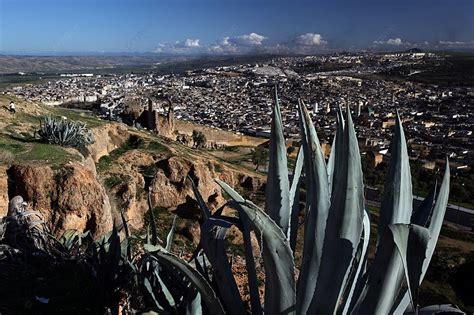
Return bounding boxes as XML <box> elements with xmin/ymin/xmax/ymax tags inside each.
<box><xmin>105</xmin><ymin>149</ymin><xmax>265</xmax><ymax>239</ymax></box>
<box><xmin>6</xmin><ymin>162</ymin><xmax>113</xmax><ymax>238</ymax></box>
<box><xmin>150</xmin><ymin>156</ymin><xmax>224</xmax><ymax>213</ymax></box>
<box><xmin>88</xmin><ymin>123</ymin><xmax>129</xmax><ymax>162</ymax></box>
<box><xmin>0</xmin><ymin>166</ymin><xmax>9</xmax><ymax>217</ymax></box>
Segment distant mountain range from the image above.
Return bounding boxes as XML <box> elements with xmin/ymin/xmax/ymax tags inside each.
<box><xmin>0</xmin><ymin>54</ymin><xmax>193</xmax><ymax>74</ymax></box>
<box><xmin>0</xmin><ymin>54</ymin><xmax>284</xmax><ymax>75</ymax></box>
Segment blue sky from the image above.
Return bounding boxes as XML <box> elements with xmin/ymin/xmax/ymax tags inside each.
<box><xmin>0</xmin><ymin>0</ymin><xmax>473</xmax><ymax>54</ymax></box>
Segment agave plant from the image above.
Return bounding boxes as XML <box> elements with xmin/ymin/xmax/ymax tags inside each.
<box><xmin>138</xmin><ymin>88</ymin><xmax>450</xmax><ymax>315</ymax></box>
<box><xmin>37</xmin><ymin>116</ymin><xmax>94</xmax><ymax>147</ymax></box>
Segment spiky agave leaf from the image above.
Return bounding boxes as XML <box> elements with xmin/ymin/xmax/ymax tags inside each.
<box><xmin>190</xmin><ymin>180</ymin><xmax>261</xmax><ymax>314</ymax></box>
<box><xmin>265</xmin><ymin>87</ymin><xmax>291</xmax><ymax>235</ymax></box>
<box><xmin>140</xmin><ymin>255</ymin><xmax>176</xmax><ymax>311</ymax></box>
<box><xmin>189</xmin><ymin>176</ymin><xmax>211</xmax><ymax>221</ymax></box>
<box><xmin>351</xmin><ymin>224</ymin><xmax>430</xmax><ymax>314</ymax></box>
<box><xmin>327</xmin><ymin>106</ymin><xmax>345</xmax><ymax>194</ymax></box>
<box><xmin>200</xmin><ymin>217</ymin><xmax>247</xmax><ymax>315</ymax></box>
<box><xmin>147</xmin><ymin>192</ymin><xmax>159</xmax><ymax>246</ymax></box>
<box><xmin>289</xmin><ymin>146</ymin><xmax>303</xmax><ymax>252</ymax></box>
<box><xmin>341</xmin><ymin>210</ymin><xmax>371</xmax><ymax>314</ymax></box>
<box><xmin>186</xmin><ymin>292</ymin><xmax>203</xmax><ymax>315</ymax></box>
<box><xmin>308</xmin><ymin>108</ymin><xmax>364</xmax><ymax>314</ymax></box>
<box><xmin>165</xmin><ymin>215</ymin><xmax>178</xmax><ymax>252</ymax></box>
<box><xmin>150</xmin><ymin>248</ymin><xmax>226</xmax><ymax>315</ymax></box>
<box><xmin>295</xmin><ymin>100</ymin><xmax>331</xmax><ymax>314</ymax></box>
<box><xmin>216</xmin><ymin>180</ymin><xmax>296</xmax><ymax>315</ymax></box>
<box><xmin>232</xmin><ymin>202</ymin><xmax>263</xmax><ymax>315</ymax></box>
<box><xmin>350</xmin><ymin>111</ymin><xmax>412</xmax><ymax>313</ymax></box>
<box><xmin>393</xmin><ymin>159</ymin><xmax>450</xmax><ymax>314</ymax></box>
<box><xmin>378</xmin><ymin>111</ymin><xmax>413</xmax><ymax>231</ymax></box>
<box><xmin>145</xmin><ymin>244</ymin><xmax>225</xmax><ymax>315</ymax></box>
<box><xmin>411</xmin><ymin>181</ymin><xmax>437</xmax><ymax>227</ymax></box>
<box><xmin>362</xmin><ymin>111</ymin><xmax>411</xmax><ymax>313</ymax></box>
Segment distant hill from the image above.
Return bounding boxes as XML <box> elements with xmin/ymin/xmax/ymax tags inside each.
<box><xmin>403</xmin><ymin>48</ymin><xmax>424</xmax><ymax>53</ymax></box>
<box><xmin>0</xmin><ymin>55</ymin><xmax>182</xmax><ymax>74</ymax></box>
<box><xmin>0</xmin><ymin>54</ymin><xmax>281</xmax><ymax>75</ymax></box>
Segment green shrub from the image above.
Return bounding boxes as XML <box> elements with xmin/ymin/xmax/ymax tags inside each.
<box><xmin>37</xmin><ymin>116</ymin><xmax>94</xmax><ymax>148</ymax></box>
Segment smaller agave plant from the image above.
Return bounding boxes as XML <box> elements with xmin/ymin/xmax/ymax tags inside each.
<box><xmin>138</xmin><ymin>88</ymin><xmax>450</xmax><ymax>315</ymax></box>
<box><xmin>37</xmin><ymin>116</ymin><xmax>94</xmax><ymax>147</ymax></box>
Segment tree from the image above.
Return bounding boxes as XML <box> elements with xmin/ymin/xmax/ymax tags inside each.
<box><xmin>251</xmin><ymin>146</ymin><xmax>268</xmax><ymax>171</ymax></box>
<box><xmin>192</xmin><ymin>130</ymin><xmax>207</xmax><ymax>149</ymax></box>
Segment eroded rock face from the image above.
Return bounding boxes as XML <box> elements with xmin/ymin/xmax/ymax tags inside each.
<box><xmin>87</xmin><ymin>123</ymin><xmax>129</xmax><ymax>162</ymax></box>
<box><xmin>150</xmin><ymin>156</ymin><xmax>224</xmax><ymax>213</ymax></box>
<box><xmin>105</xmin><ymin>150</ymin><xmax>264</xmax><ymax>237</ymax></box>
<box><xmin>7</xmin><ymin>162</ymin><xmax>112</xmax><ymax>238</ymax></box>
<box><xmin>0</xmin><ymin>166</ymin><xmax>9</xmax><ymax>217</ymax></box>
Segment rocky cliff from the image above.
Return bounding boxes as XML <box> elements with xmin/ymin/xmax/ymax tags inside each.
<box><xmin>0</xmin><ymin>108</ymin><xmax>265</xmax><ymax>244</ymax></box>
<box><xmin>106</xmin><ymin>148</ymin><xmax>265</xmax><ymax>236</ymax></box>
<box><xmin>5</xmin><ymin>162</ymin><xmax>113</xmax><ymax>238</ymax></box>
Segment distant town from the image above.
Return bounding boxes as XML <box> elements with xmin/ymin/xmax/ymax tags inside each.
<box><xmin>3</xmin><ymin>51</ymin><xmax>473</xmax><ymax>172</ymax></box>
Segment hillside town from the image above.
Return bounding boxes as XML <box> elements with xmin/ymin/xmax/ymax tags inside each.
<box><xmin>4</xmin><ymin>52</ymin><xmax>473</xmax><ymax>172</ymax></box>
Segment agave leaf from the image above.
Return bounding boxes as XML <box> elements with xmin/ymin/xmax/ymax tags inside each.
<box><xmin>341</xmin><ymin>210</ymin><xmax>370</xmax><ymax>314</ymax></box>
<box><xmin>200</xmin><ymin>217</ymin><xmax>247</xmax><ymax>315</ymax></box>
<box><xmin>265</xmin><ymin>87</ymin><xmax>291</xmax><ymax>235</ymax></box>
<box><xmin>289</xmin><ymin>146</ymin><xmax>303</xmax><ymax>251</ymax></box>
<box><xmin>186</xmin><ymin>292</ymin><xmax>203</xmax><ymax>315</ymax></box>
<box><xmin>147</xmin><ymin>192</ymin><xmax>159</xmax><ymax>246</ymax></box>
<box><xmin>143</xmin><ymin>276</ymin><xmax>165</xmax><ymax>311</ymax></box>
<box><xmin>393</xmin><ymin>159</ymin><xmax>450</xmax><ymax>314</ymax></box>
<box><xmin>232</xmin><ymin>202</ymin><xmax>262</xmax><ymax>315</ymax></box>
<box><xmin>309</xmin><ymin>108</ymin><xmax>364</xmax><ymax>314</ymax></box>
<box><xmin>152</xmin><ymin>250</ymin><xmax>225</xmax><ymax>315</ymax></box>
<box><xmin>166</xmin><ymin>215</ymin><xmax>178</xmax><ymax>252</ymax></box>
<box><xmin>59</xmin><ymin>229</ymin><xmax>80</xmax><ymax>249</ymax></box>
<box><xmin>389</xmin><ymin>224</ymin><xmax>430</xmax><ymax>311</ymax></box>
<box><xmin>351</xmin><ymin>224</ymin><xmax>405</xmax><ymax>314</ymax></box>
<box><xmin>216</xmin><ymin>180</ymin><xmax>295</xmax><ymax>314</ymax></box>
<box><xmin>215</xmin><ymin>179</ymin><xmax>246</xmax><ymax>203</ymax></box>
<box><xmin>353</xmin><ymin>224</ymin><xmax>429</xmax><ymax>314</ymax></box>
<box><xmin>354</xmin><ymin>111</ymin><xmax>412</xmax><ymax>314</ymax></box>
<box><xmin>120</xmin><ymin>209</ymin><xmax>130</xmax><ymax>238</ymax></box>
<box><xmin>189</xmin><ymin>176</ymin><xmax>211</xmax><ymax>221</ymax></box>
<box><xmin>411</xmin><ymin>181</ymin><xmax>437</xmax><ymax>227</ymax></box>
<box><xmin>120</xmin><ymin>209</ymin><xmax>131</xmax><ymax>260</ymax></box>
<box><xmin>240</xmin><ymin>202</ymin><xmax>296</xmax><ymax>314</ymax></box>
<box><xmin>378</xmin><ymin>111</ymin><xmax>413</xmax><ymax>232</ymax></box>
<box><xmin>103</xmin><ymin>224</ymin><xmax>122</xmax><ymax>287</ymax></box>
<box><xmin>424</xmin><ymin>158</ymin><xmax>450</xmax><ymax>274</ymax></box>
<box><xmin>156</xmin><ymin>271</ymin><xmax>177</xmax><ymax>308</ymax></box>
<box><xmin>296</xmin><ymin>100</ymin><xmax>331</xmax><ymax>314</ymax></box>
<box><xmin>327</xmin><ymin>106</ymin><xmax>344</xmax><ymax>193</ymax></box>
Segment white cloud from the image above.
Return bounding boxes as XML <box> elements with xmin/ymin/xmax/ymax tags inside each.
<box><xmin>439</xmin><ymin>40</ymin><xmax>466</xmax><ymax>45</ymax></box>
<box><xmin>184</xmin><ymin>38</ymin><xmax>200</xmax><ymax>47</ymax></box>
<box><xmin>387</xmin><ymin>38</ymin><xmax>402</xmax><ymax>45</ymax></box>
<box><xmin>228</xmin><ymin>33</ymin><xmax>266</xmax><ymax>46</ymax></box>
<box><xmin>295</xmin><ymin>33</ymin><xmax>327</xmax><ymax>46</ymax></box>
<box><xmin>153</xmin><ymin>38</ymin><xmax>202</xmax><ymax>54</ymax></box>
<box><xmin>207</xmin><ymin>33</ymin><xmax>266</xmax><ymax>54</ymax></box>
<box><xmin>373</xmin><ymin>38</ymin><xmax>404</xmax><ymax>46</ymax></box>
<box><xmin>219</xmin><ymin>37</ymin><xmax>231</xmax><ymax>46</ymax></box>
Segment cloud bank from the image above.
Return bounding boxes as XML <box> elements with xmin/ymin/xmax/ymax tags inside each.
<box><xmin>153</xmin><ymin>33</ymin><xmax>474</xmax><ymax>55</ymax></box>
<box><xmin>373</xmin><ymin>38</ymin><xmax>404</xmax><ymax>46</ymax></box>
<box><xmin>295</xmin><ymin>33</ymin><xmax>327</xmax><ymax>46</ymax></box>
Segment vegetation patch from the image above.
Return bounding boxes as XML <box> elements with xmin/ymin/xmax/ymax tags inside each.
<box><xmin>21</xmin><ymin>143</ymin><xmax>80</xmax><ymax>164</ymax></box>
<box><xmin>96</xmin><ymin>135</ymin><xmax>144</xmax><ymax>172</ymax></box>
<box><xmin>103</xmin><ymin>175</ymin><xmax>126</xmax><ymax>189</ymax></box>
<box><xmin>146</xmin><ymin>140</ymin><xmax>168</xmax><ymax>153</ymax></box>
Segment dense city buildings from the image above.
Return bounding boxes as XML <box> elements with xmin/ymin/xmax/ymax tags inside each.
<box><xmin>4</xmin><ymin>52</ymin><xmax>473</xmax><ymax>172</ymax></box>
